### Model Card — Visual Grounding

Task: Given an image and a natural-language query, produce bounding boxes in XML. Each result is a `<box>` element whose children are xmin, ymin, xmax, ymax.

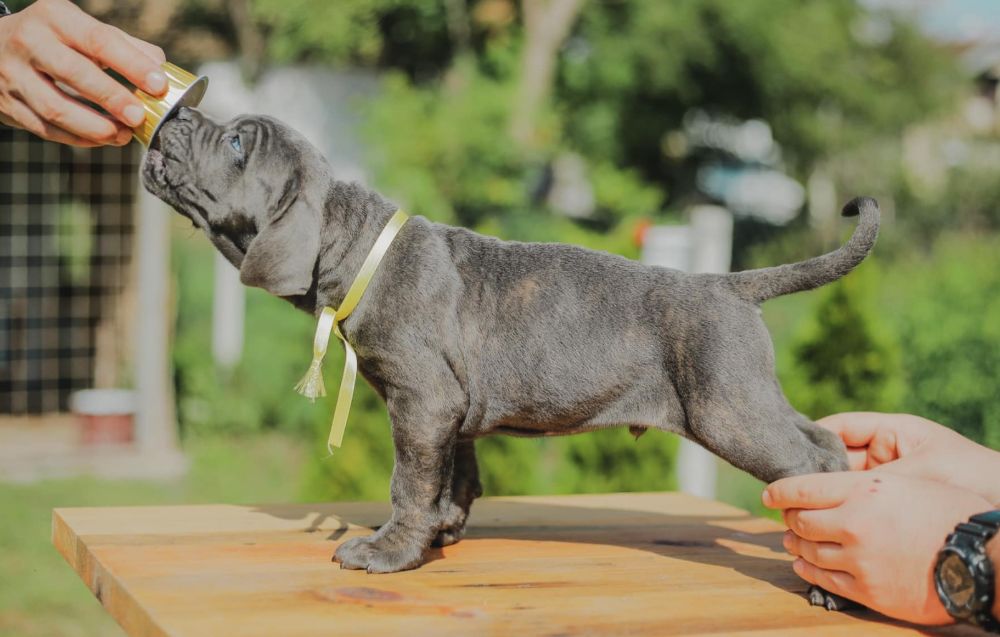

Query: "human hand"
<box><xmin>818</xmin><ymin>412</ymin><xmax>1000</xmax><ymax>506</ymax></box>
<box><xmin>0</xmin><ymin>0</ymin><xmax>167</xmax><ymax>146</ymax></box>
<box><xmin>763</xmin><ymin>471</ymin><xmax>992</xmax><ymax>625</ymax></box>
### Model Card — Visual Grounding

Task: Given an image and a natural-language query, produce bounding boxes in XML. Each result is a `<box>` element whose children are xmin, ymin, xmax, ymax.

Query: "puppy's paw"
<box><xmin>333</xmin><ymin>530</ymin><xmax>427</xmax><ymax>574</ymax></box>
<box><xmin>432</xmin><ymin>502</ymin><xmax>470</xmax><ymax>548</ymax></box>
<box><xmin>364</xmin><ymin>541</ymin><xmax>428</xmax><ymax>574</ymax></box>
<box><xmin>807</xmin><ymin>585</ymin><xmax>858</xmax><ymax>612</ymax></box>
<box><xmin>432</xmin><ymin>525</ymin><xmax>466</xmax><ymax>548</ymax></box>
<box><xmin>333</xmin><ymin>535</ymin><xmax>376</xmax><ymax>570</ymax></box>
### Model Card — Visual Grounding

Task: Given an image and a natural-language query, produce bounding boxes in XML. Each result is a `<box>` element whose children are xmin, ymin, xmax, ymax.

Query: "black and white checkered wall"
<box><xmin>0</xmin><ymin>127</ymin><xmax>138</xmax><ymax>414</ymax></box>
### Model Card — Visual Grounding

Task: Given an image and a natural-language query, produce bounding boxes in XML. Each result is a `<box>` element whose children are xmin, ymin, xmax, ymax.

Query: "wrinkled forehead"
<box><xmin>229</xmin><ymin>115</ymin><xmax>314</xmax><ymax>162</ymax></box>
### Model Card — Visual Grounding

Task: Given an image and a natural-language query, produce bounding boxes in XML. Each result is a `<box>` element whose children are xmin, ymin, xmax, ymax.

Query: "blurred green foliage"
<box><xmin>251</xmin><ymin>0</ymin><xmax>453</xmax><ymax>76</ymax></box>
<box><xmin>560</xmin><ymin>0</ymin><xmax>959</xmax><ymax>178</ymax></box>
<box><xmin>773</xmin><ymin>234</ymin><xmax>1000</xmax><ymax>449</ymax></box>
<box><xmin>887</xmin><ymin>234</ymin><xmax>1000</xmax><ymax>447</ymax></box>
<box><xmin>364</xmin><ymin>63</ymin><xmax>665</xmax><ymax>232</ymax></box>
<box><xmin>786</xmin><ymin>262</ymin><xmax>904</xmax><ymax>418</ymax></box>
<box><xmin>172</xmin><ymin>232</ymin><xmax>320</xmax><ymax>439</ymax></box>
<box><xmin>899</xmin><ymin>154</ymin><xmax>1000</xmax><ymax>243</ymax></box>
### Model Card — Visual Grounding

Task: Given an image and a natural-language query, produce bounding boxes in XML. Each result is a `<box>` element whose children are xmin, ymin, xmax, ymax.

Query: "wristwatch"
<box><xmin>0</xmin><ymin>2</ymin><xmax>11</xmax><ymax>17</ymax></box>
<box><xmin>935</xmin><ymin>510</ymin><xmax>1000</xmax><ymax>633</ymax></box>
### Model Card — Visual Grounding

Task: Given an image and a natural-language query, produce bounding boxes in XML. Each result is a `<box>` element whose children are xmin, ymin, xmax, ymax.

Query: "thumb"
<box><xmin>763</xmin><ymin>471</ymin><xmax>868</xmax><ymax>510</ymax></box>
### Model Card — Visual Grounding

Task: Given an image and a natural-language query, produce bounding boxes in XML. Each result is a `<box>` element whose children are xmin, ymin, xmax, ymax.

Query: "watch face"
<box><xmin>939</xmin><ymin>553</ymin><xmax>976</xmax><ymax>609</ymax></box>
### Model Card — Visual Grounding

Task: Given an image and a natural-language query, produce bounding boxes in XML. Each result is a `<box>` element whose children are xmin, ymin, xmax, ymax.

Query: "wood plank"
<box><xmin>52</xmin><ymin>492</ymin><xmax>983</xmax><ymax>636</ymax></box>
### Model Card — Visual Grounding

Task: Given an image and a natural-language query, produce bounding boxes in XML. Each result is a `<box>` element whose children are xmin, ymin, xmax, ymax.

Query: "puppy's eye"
<box><xmin>229</xmin><ymin>134</ymin><xmax>243</xmax><ymax>154</ymax></box>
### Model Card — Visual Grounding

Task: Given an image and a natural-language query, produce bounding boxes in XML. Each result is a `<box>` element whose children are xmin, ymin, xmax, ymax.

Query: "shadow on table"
<box><xmin>252</xmin><ymin>497</ymin><xmax>970</xmax><ymax>637</ymax></box>
<box><xmin>255</xmin><ymin>497</ymin><xmax>802</xmax><ymax>590</ymax></box>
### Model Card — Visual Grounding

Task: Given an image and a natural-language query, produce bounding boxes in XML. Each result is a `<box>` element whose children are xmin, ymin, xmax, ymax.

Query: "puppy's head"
<box><xmin>142</xmin><ymin>108</ymin><xmax>326</xmax><ymax>297</ymax></box>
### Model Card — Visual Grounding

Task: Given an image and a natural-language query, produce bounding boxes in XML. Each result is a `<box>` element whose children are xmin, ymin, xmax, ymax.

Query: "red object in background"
<box><xmin>79</xmin><ymin>413</ymin><xmax>134</xmax><ymax>445</ymax></box>
<box><xmin>70</xmin><ymin>389</ymin><xmax>136</xmax><ymax>446</ymax></box>
<box><xmin>632</xmin><ymin>218</ymin><xmax>653</xmax><ymax>247</ymax></box>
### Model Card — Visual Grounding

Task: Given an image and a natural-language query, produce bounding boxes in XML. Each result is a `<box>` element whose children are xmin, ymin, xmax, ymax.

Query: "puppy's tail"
<box><xmin>724</xmin><ymin>197</ymin><xmax>880</xmax><ymax>304</ymax></box>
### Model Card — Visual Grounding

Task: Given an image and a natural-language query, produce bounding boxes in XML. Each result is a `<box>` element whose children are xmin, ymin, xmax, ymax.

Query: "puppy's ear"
<box><xmin>239</xmin><ymin>174</ymin><xmax>320</xmax><ymax>296</ymax></box>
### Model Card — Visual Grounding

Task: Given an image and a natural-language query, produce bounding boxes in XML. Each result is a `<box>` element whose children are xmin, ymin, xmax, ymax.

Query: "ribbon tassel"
<box><xmin>294</xmin><ymin>307</ymin><xmax>337</xmax><ymax>401</ymax></box>
<box><xmin>294</xmin><ymin>210</ymin><xmax>409</xmax><ymax>452</ymax></box>
<box><xmin>293</xmin><ymin>358</ymin><xmax>327</xmax><ymax>401</ymax></box>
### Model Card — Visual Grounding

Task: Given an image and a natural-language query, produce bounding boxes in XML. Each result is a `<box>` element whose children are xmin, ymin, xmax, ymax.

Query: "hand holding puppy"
<box><xmin>765</xmin><ymin>470</ymin><xmax>991</xmax><ymax>624</ymax></box>
<box><xmin>764</xmin><ymin>411</ymin><xmax>1000</xmax><ymax>624</ymax></box>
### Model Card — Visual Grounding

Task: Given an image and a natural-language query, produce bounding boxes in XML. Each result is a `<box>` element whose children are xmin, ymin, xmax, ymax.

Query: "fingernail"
<box><xmin>124</xmin><ymin>104</ymin><xmax>144</xmax><ymax>127</ymax></box>
<box><xmin>146</xmin><ymin>71</ymin><xmax>167</xmax><ymax>94</ymax></box>
<box><xmin>782</xmin><ymin>530</ymin><xmax>793</xmax><ymax>549</ymax></box>
<box><xmin>792</xmin><ymin>557</ymin><xmax>804</xmax><ymax>572</ymax></box>
<box><xmin>761</xmin><ymin>489</ymin><xmax>773</xmax><ymax>507</ymax></box>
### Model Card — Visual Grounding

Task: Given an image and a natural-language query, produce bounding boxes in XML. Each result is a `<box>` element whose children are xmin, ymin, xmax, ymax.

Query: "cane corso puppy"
<box><xmin>143</xmin><ymin>109</ymin><xmax>878</xmax><ymax>590</ymax></box>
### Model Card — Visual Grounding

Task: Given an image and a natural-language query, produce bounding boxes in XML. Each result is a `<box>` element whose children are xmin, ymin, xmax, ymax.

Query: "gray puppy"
<box><xmin>143</xmin><ymin>109</ymin><xmax>877</xmax><ymax>589</ymax></box>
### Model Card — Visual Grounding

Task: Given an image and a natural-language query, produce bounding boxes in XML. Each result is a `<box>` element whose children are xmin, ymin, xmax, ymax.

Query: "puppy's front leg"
<box><xmin>334</xmin><ymin>390</ymin><xmax>461</xmax><ymax>573</ymax></box>
<box><xmin>434</xmin><ymin>439</ymin><xmax>482</xmax><ymax>547</ymax></box>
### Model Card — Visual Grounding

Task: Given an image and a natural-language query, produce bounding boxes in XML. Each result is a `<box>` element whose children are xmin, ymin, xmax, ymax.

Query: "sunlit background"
<box><xmin>2</xmin><ymin>1</ymin><xmax>1000</xmax><ymax>635</ymax></box>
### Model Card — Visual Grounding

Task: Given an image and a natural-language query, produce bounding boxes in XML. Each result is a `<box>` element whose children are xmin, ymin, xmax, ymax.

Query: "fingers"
<box><xmin>763</xmin><ymin>471</ymin><xmax>867</xmax><ymax>510</ymax></box>
<box><xmin>817</xmin><ymin>412</ymin><xmax>930</xmax><ymax>469</ymax></box>
<box><xmin>43</xmin><ymin>5</ymin><xmax>168</xmax><ymax>96</ymax></box>
<box><xmin>816</xmin><ymin>412</ymin><xmax>889</xmax><ymax>446</ymax></box>
<box><xmin>844</xmin><ymin>447</ymin><xmax>870</xmax><ymax>471</ymax></box>
<box><xmin>791</xmin><ymin>557</ymin><xmax>859</xmax><ymax>601</ymax></box>
<box><xmin>0</xmin><ymin>94</ymin><xmax>103</xmax><ymax>147</ymax></box>
<box><xmin>783</xmin><ymin>508</ymin><xmax>850</xmax><ymax>543</ymax></box>
<box><xmin>122</xmin><ymin>30</ymin><xmax>166</xmax><ymax>65</ymax></box>
<box><xmin>14</xmin><ymin>66</ymin><xmax>130</xmax><ymax>144</ymax></box>
<box><xmin>783</xmin><ymin>530</ymin><xmax>847</xmax><ymax>571</ymax></box>
<box><xmin>29</xmin><ymin>34</ymin><xmax>147</xmax><ymax>128</ymax></box>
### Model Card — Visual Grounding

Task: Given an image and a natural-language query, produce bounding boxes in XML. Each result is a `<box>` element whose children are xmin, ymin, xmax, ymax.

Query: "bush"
<box><xmin>171</xmin><ymin>233</ymin><xmax>321</xmax><ymax>439</ymax></box>
<box><xmin>786</xmin><ymin>261</ymin><xmax>903</xmax><ymax>418</ymax></box>
<box><xmin>886</xmin><ymin>234</ymin><xmax>1000</xmax><ymax>447</ymax></box>
<box><xmin>768</xmin><ymin>233</ymin><xmax>1000</xmax><ymax>449</ymax></box>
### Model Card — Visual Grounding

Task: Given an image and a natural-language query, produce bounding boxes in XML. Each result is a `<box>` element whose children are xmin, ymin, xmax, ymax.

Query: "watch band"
<box><xmin>0</xmin><ymin>2</ymin><xmax>11</xmax><ymax>17</ymax></box>
<box><xmin>941</xmin><ymin>511</ymin><xmax>1000</xmax><ymax>632</ymax></box>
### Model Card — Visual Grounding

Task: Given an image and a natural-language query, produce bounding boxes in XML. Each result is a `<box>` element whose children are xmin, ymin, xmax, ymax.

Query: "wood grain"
<box><xmin>52</xmin><ymin>492</ymin><xmax>983</xmax><ymax>636</ymax></box>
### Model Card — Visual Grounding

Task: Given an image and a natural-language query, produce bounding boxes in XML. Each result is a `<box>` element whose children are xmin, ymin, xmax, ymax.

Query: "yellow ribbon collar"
<box><xmin>294</xmin><ymin>209</ymin><xmax>409</xmax><ymax>453</ymax></box>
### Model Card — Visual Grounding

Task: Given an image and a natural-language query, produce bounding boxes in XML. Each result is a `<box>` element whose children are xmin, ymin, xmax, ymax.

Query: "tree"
<box><xmin>558</xmin><ymin>0</ymin><xmax>961</xmax><ymax>185</ymax></box>
<box><xmin>510</xmin><ymin>0</ymin><xmax>586</xmax><ymax>147</ymax></box>
<box><xmin>888</xmin><ymin>235</ymin><xmax>1000</xmax><ymax>447</ymax></box>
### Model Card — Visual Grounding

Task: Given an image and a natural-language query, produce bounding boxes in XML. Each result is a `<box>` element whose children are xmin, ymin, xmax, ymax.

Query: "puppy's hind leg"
<box><xmin>683</xmin><ymin>393</ymin><xmax>847</xmax><ymax>484</ymax></box>
<box><xmin>677</xmin><ymin>312</ymin><xmax>848</xmax><ymax>482</ymax></box>
<box><xmin>683</xmin><ymin>392</ymin><xmax>856</xmax><ymax>611</ymax></box>
<box><xmin>680</xmin><ymin>311</ymin><xmax>859</xmax><ymax>609</ymax></box>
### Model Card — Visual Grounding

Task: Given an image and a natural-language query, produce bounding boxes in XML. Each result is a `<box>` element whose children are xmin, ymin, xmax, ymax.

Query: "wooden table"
<box><xmin>53</xmin><ymin>492</ymin><xmax>982</xmax><ymax>636</ymax></box>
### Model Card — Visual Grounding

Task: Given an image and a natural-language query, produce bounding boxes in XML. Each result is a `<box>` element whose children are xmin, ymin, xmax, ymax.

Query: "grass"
<box><xmin>0</xmin><ymin>433</ymin><xmax>308</xmax><ymax>637</ymax></box>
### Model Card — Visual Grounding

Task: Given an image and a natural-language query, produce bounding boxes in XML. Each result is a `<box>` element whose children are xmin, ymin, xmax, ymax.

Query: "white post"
<box><xmin>689</xmin><ymin>205</ymin><xmax>733</xmax><ymax>274</ymax></box>
<box><xmin>212</xmin><ymin>252</ymin><xmax>245</xmax><ymax>369</ymax></box>
<box><xmin>133</xmin><ymin>187</ymin><xmax>178</xmax><ymax>452</ymax></box>
<box><xmin>641</xmin><ymin>206</ymin><xmax>734</xmax><ymax>500</ymax></box>
<box><xmin>641</xmin><ymin>226</ymin><xmax>691</xmax><ymax>272</ymax></box>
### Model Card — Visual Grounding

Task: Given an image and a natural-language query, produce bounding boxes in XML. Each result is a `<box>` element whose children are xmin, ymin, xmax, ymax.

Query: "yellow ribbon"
<box><xmin>294</xmin><ymin>210</ymin><xmax>410</xmax><ymax>453</ymax></box>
